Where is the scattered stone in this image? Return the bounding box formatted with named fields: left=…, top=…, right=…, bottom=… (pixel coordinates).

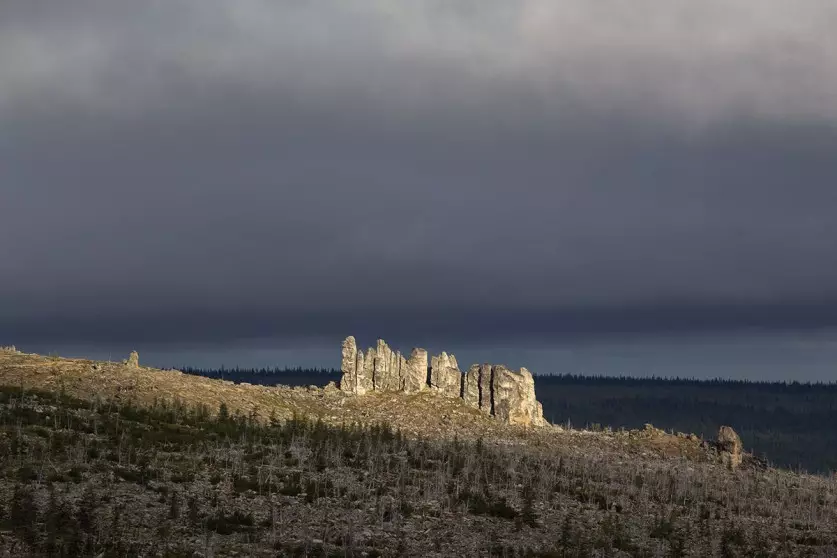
left=324, top=381, right=338, bottom=392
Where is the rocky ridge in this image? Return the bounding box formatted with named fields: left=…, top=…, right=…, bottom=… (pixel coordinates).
left=0, top=344, right=752, bottom=470
left=340, top=336, right=545, bottom=427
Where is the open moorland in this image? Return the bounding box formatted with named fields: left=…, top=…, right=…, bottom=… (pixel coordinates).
left=1, top=347, right=837, bottom=557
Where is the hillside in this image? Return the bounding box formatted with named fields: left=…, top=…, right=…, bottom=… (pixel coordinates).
left=1, top=347, right=836, bottom=556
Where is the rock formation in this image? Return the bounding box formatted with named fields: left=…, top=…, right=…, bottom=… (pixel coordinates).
left=127, top=351, right=140, bottom=368
left=404, top=348, right=428, bottom=393
left=717, top=425, right=743, bottom=470
left=429, top=352, right=461, bottom=397
left=340, top=337, right=358, bottom=394
left=339, top=336, right=545, bottom=427
left=492, top=366, right=544, bottom=427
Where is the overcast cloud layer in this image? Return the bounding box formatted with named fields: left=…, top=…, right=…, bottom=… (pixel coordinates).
left=2, top=1, right=837, bottom=350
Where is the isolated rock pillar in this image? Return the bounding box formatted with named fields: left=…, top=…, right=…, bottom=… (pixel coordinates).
left=127, top=351, right=140, bottom=368
left=340, top=336, right=358, bottom=393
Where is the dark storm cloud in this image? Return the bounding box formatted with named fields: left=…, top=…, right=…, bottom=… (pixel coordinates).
left=2, top=0, right=837, bottom=347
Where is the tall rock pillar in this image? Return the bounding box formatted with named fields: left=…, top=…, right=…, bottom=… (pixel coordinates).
left=340, top=336, right=358, bottom=393
left=492, top=366, right=544, bottom=427
left=404, top=348, right=428, bottom=393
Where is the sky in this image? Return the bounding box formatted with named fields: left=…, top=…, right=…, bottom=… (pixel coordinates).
left=2, top=1, right=837, bottom=378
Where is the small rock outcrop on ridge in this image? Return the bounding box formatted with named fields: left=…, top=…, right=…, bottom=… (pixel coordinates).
left=127, top=351, right=140, bottom=368
left=339, top=336, right=545, bottom=427
left=717, top=425, right=744, bottom=470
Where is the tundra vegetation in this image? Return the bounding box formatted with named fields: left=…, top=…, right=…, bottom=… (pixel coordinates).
left=1, top=347, right=837, bottom=556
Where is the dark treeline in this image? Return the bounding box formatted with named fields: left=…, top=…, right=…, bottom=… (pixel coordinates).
left=179, top=367, right=837, bottom=473
left=534, top=374, right=837, bottom=474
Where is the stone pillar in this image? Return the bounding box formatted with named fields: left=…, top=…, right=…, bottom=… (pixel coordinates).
left=404, top=348, right=428, bottom=393
left=127, top=351, right=140, bottom=368
left=357, top=347, right=374, bottom=395
left=479, top=364, right=494, bottom=414
left=463, top=365, right=481, bottom=408
left=491, top=366, right=544, bottom=426
left=717, top=426, right=743, bottom=470
left=340, top=336, right=358, bottom=393
left=430, top=352, right=462, bottom=397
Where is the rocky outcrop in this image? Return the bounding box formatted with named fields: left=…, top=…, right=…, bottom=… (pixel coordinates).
left=492, top=366, right=543, bottom=427
left=340, top=337, right=358, bottom=394
left=717, top=425, right=743, bottom=470
left=127, top=351, right=140, bottom=368
left=339, top=337, right=545, bottom=427
left=404, top=349, right=428, bottom=393
left=342, top=338, right=415, bottom=394
left=463, top=365, right=481, bottom=408
left=429, top=352, right=462, bottom=397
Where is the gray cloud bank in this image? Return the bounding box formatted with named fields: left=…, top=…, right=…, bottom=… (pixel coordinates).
left=2, top=0, right=837, bottom=347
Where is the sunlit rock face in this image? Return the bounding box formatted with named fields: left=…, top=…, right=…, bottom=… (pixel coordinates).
left=429, top=352, right=462, bottom=397
left=127, top=351, right=140, bottom=368
left=339, top=336, right=545, bottom=426
left=717, top=426, right=743, bottom=470
left=491, top=366, right=544, bottom=427
left=403, top=348, right=428, bottom=394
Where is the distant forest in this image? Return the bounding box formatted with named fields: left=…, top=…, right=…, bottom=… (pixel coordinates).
left=180, top=366, right=837, bottom=474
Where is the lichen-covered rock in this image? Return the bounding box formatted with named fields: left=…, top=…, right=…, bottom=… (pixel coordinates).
left=479, top=363, right=493, bottom=414
left=340, top=336, right=358, bottom=393
left=463, top=365, right=481, bottom=408
left=430, top=352, right=462, bottom=397
left=370, top=339, right=407, bottom=392
left=357, top=348, right=374, bottom=395
left=337, top=336, right=546, bottom=427
left=492, top=366, right=544, bottom=427
left=127, top=351, right=140, bottom=368
left=373, top=339, right=393, bottom=391
left=717, top=426, right=743, bottom=470
left=404, top=348, right=428, bottom=393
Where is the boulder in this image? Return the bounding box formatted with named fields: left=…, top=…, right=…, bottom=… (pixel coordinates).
left=717, top=426, right=743, bottom=470
left=127, top=351, right=140, bottom=368
left=492, top=366, right=544, bottom=427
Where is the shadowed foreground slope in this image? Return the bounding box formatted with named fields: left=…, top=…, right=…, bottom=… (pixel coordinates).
left=1, top=348, right=836, bottom=556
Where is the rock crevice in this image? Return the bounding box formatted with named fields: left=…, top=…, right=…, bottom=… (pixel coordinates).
left=339, top=336, right=545, bottom=427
